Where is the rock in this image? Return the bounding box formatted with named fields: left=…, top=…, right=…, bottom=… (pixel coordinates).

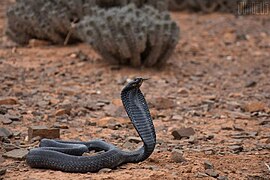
left=205, top=134, right=214, bottom=140
left=229, top=145, right=243, bottom=153
left=248, top=131, right=258, bottom=137
left=233, top=125, right=244, bottom=131
left=217, top=175, right=228, bottom=180
left=96, top=117, right=129, bottom=128
left=28, top=39, right=50, bottom=47
left=55, top=108, right=71, bottom=116
left=5, top=114, right=21, bottom=121
left=231, top=131, right=258, bottom=139
left=0, top=97, right=18, bottom=105
left=0, top=156, right=4, bottom=164
left=0, top=168, right=7, bottom=176
left=245, top=80, right=257, bottom=88
left=178, top=88, right=189, bottom=95
left=3, top=149, right=28, bottom=160
left=111, top=99, right=122, bottom=106
left=224, top=32, right=236, bottom=44
left=49, top=98, right=60, bottom=105
left=221, top=126, right=233, bottom=130
left=196, top=172, right=208, bottom=178
left=204, top=149, right=214, bottom=155
left=0, top=127, right=13, bottom=138
left=107, top=123, right=120, bottom=130
left=0, top=107, right=7, bottom=115
left=243, top=102, right=267, bottom=113
left=3, top=143, right=19, bottom=151
left=96, top=101, right=107, bottom=108
left=171, top=127, right=196, bottom=139
left=122, top=141, right=135, bottom=150
left=205, top=169, right=219, bottom=178
left=30, top=136, right=41, bottom=143
left=226, top=101, right=242, bottom=110
left=152, top=97, right=175, bottom=110
left=28, top=126, right=60, bottom=140
left=59, top=100, right=72, bottom=109
left=98, top=168, right=112, bottom=173
left=228, top=92, right=244, bottom=98
left=58, top=87, right=79, bottom=96
left=227, top=111, right=251, bottom=119
left=13, top=131, right=20, bottom=137
left=204, top=160, right=214, bottom=170
left=53, top=123, right=69, bottom=129
left=203, top=95, right=217, bottom=101
left=103, top=104, right=127, bottom=117
left=0, top=115, right=12, bottom=124
left=150, top=109, right=159, bottom=119
left=259, top=120, right=270, bottom=126
left=96, top=117, right=118, bottom=128
left=188, top=135, right=198, bottom=144
left=127, top=136, right=141, bottom=144
left=171, top=115, right=184, bottom=121
left=171, top=149, right=187, bottom=163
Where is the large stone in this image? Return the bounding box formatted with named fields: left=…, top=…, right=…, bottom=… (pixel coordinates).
left=3, top=149, right=28, bottom=160
left=171, top=127, right=196, bottom=139
left=28, top=126, right=60, bottom=140
left=0, top=127, right=13, bottom=138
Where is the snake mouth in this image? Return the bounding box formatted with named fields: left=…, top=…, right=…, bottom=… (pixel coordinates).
left=135, top=77, right=150, bottom=87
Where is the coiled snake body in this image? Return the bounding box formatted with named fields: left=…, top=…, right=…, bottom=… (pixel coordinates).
left=26, top=78, right=156, bottom=173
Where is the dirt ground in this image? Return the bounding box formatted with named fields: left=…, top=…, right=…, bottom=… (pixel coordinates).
left=0, top=1, right=270, bottom=180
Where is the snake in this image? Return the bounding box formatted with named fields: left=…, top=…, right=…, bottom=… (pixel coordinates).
left=26, top=78, right=156, bottom=173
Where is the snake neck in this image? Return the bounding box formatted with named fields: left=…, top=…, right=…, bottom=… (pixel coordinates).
left=121, top=87, right=156, bottom=163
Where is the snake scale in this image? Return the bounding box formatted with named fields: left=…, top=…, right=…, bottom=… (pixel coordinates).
left=26, top=78, right=156, bottom=173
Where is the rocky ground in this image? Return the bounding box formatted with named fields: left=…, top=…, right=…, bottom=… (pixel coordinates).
left=0, top=1, right=270, bottom=180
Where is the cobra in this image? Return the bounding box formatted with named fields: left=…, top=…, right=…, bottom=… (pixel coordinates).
left=26, top=77, right=156, bottom=173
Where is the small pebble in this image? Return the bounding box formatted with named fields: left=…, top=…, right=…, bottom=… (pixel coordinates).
left=205, top=169, right=219, bottom=178
left=171, top=149, right=187, bottom=163
left=98, top=168, right=112, bottom=173
left=217, top=175, right=229, bottom=180
left=204, top=160, right=214, bottom=170
left=0, top=168, right=7, bottom=176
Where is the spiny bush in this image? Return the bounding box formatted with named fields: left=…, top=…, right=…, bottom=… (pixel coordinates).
left=76, top=4, right=180, bottom=67
left=6, top=0, right=169, bottom=44
left=168, top=0, right=254, bottom=13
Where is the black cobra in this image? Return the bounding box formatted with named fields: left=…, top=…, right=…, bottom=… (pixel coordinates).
left=26, top=78, right=156, bottom=173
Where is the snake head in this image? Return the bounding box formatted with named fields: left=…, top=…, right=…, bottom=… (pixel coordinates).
left=123, top=78, right=149, bottom=91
